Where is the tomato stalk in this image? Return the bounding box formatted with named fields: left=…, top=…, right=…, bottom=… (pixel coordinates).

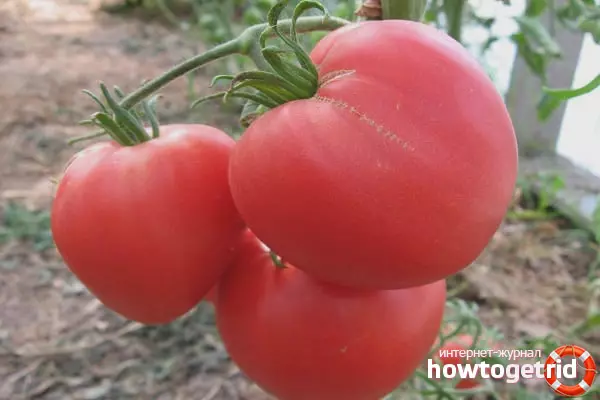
left=74, top=11, right=347, bottom=145
left=443, top=0, right=465, bottom=43
left=74, top=83, right=162, bottom=146
left=119, top=14, right=348, bottom=111
left=192, top=0, right=326, bottom=116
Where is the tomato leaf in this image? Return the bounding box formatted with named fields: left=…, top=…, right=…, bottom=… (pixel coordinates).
left=514, top=16, right=562, bottom=57
left=571, top=313, right=600, bottom=335
left=555, top=0, right=600, bottom=43
left=544, top=73, right=600, bottom=99
left=537, top=93, right=564, bottom=121
left=511, top=32, right=548, bottom=79
left=525, top=0, right=547, bottom=17
left=538, top=72, right=600, bottom=121
left=579, top=15, right=600, bottom=43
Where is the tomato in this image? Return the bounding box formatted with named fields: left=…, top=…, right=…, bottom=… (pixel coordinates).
left=434, top=333, right=502, bottom=389
left=215, top=231, right=447, bottom=400
left=228, top=21, right=518, bottom=289
left=436, top=334, right=481, bottom=389
left=51, top=125, right=245, bottom=324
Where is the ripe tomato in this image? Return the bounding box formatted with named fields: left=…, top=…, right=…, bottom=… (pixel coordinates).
left=215, top=231, right=447, bottom=400
left=434, top=333, right=502, bottom=389
left=436, top=334, right=481, bottom=389
left=228, top=20, right=518, bottom=289
left=51, top=125, right=245, bottom=324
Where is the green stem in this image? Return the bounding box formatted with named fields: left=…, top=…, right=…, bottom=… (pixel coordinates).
left=120, top=41, right=240, bottom=110
left=381, top=0, right=427, bottom=21
left=119, top=16, right=349, bottom=110
left=67, top=131, right=107, bottom=145
left=444, top=0, right=464, bottom=43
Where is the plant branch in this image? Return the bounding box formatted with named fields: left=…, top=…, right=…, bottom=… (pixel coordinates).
left=248, top=44, right=273, bottom=71
left=118, top=16, right=349, bottom=110
left=444, top=0, right=465, bottom=43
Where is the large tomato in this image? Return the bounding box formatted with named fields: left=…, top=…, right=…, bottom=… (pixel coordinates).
left=215, top=231, right=447, bottom=400
left=228, top=21, right=518, bottom=289
left=51, top=125, right=245, bottom=324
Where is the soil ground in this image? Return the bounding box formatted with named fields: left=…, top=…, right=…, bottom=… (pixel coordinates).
left=0, top=1, right=598, bottom=399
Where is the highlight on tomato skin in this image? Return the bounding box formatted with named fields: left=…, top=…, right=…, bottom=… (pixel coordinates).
left=51, top=124, right=246, bottom=325
left=228, top=19, right=519, bottom=292
left=215, top=231, right=447, bottom=400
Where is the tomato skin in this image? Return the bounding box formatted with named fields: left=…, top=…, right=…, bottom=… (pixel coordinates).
left=215, top=232, right=447, bottom=400
left=51, top=125, right=245, bottom=324
left=229, top=20, right=518, bottom=289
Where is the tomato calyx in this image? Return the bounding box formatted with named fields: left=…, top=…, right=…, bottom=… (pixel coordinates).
left=192, top=0, right=327, bottom=117
left=72, top=83, right=163, bottom=147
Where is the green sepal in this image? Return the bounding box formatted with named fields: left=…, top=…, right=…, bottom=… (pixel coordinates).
left=231, top=70, right=312, bottom=99
left=291, top=0, right=329, bottom=42
left=262, top=46, right=317, bottom=90
left=240, top=99, right=269, bottom=128
left=92, top=112, right=135, bottom=146
left=100, top=84, right=150, bottom=144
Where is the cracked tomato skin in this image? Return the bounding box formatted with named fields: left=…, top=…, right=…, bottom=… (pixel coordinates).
left=215, top=231, right=446, bottom=400
left=51, top=125, right=245, bottom=324
left=228, top=20, right=518, bottom=289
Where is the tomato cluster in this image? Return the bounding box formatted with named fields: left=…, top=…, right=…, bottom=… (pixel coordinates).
left=51, top=18, right=517, bottom=400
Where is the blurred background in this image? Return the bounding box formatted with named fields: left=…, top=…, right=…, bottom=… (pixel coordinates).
left=0, top=0, right=599, bottom=399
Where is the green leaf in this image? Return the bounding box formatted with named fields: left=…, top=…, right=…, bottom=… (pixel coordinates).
left=482, top=36, right=499, bottom=52
left=571, top=313, right=600, bottom=335
left=240, top=99, right=269, bottom=128
left=537, top=92, right=564, bottom=121
left=543, top=73, right=600, bottom=99
left=514, top=16, right=562, bottom=57
left=525, top=0, right=548, bottom=17
left=579, top=16, right=600, bottom=43
left=511, top=32, right=548, bottom=79
left=243, top=6, right=265, bottom=26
